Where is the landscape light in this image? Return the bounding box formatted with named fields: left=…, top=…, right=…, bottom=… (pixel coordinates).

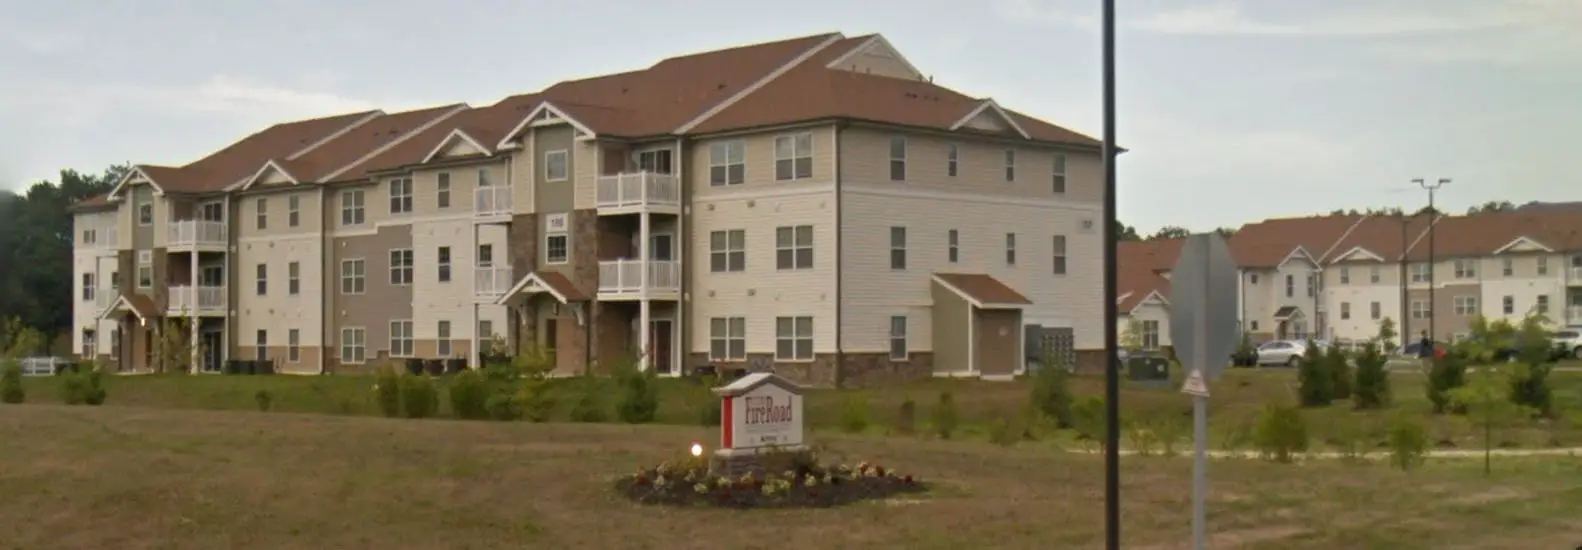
left=690, top=442, right=703, bottom=457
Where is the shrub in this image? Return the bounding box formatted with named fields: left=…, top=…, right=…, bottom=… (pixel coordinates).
left=931, top=391, right=959, bottom=440
left=570, top=378, right=608, bottom=423
left=894, top=397, right=917, bottom=435
left=1296, top=341, right=1333, bottom=407
left=58, top=369, right=106, bottom=406
left=615, top=362, right=660, bottom=424
left=1123, top=418, right=1159, bottom=456
left=1449, top=362, right=1536, bottom=476
left=1152, top=414, right=1189, bottom=457
left=1327, top=346, right=1353, bottom=400
left=400, top=375, right=439, bottom=419
left=254, top=390, right=273, bottom=412
left=839, top=393, right=871, bottom=434
left=1253, top=401, right=1308, bottom=463
left=1352, top=342, right=1392, bottom=409
left=1029, top=361, right=1074, bottom=428
left=448, top=369, right=491, bottom=420
left=1426, top=352, right=1468, bottom=414
left=486, top=392, right=523, bottom=421
left=988, top=417, right=1019, bottom=446
left=1386, top=414, right=1430, bottom=471
left=374, top=366, right=402, bottom=418
left=1070, top=396, right=1109, bottom=453
left=1, top=360, right=23, bottom=404
left=1508, top=363, right=1554, bottom=419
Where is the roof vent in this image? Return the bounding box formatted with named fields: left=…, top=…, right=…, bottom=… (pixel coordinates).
left=716, top=83, right=726, bottom=90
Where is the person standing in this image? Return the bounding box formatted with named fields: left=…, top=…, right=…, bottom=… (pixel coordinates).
left=1417, top=330, right=1435, bottom=371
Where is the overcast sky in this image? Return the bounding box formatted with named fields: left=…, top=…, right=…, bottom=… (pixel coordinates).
left=2, top=0, right=1577, bottom=232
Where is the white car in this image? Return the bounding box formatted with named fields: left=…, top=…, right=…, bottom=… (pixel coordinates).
left=1555, top=329, right=1582, bottom=360
left=1255, top=340, right=1308, bottom=367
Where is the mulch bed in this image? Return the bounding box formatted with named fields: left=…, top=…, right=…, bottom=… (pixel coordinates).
left=615, top=460, right=927, bottom=509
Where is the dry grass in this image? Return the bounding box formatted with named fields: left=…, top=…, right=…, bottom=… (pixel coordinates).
left=2, top=405, right=1580, bottom=549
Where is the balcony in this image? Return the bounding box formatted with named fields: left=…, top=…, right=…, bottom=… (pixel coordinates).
left=474, top=265, right=514, bottom=301
left=1567, top=305, right=1582, bottom=326
left=598, top=259, right=680, bottom=298
left=166, top=285, right=226, bottom=315
left=595, top=172, right=680, bottom=214
left=1569, top=265, right=1582, bottom=285
left=167, top=220, right=227, bottom=249
left=474, top=186, right=513, bottom=221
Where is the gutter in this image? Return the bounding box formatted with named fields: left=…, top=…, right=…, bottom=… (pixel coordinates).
left=319, top=184, right=331, bottom=375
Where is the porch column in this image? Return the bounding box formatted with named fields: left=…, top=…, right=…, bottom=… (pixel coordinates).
left=639, top=299, right=651, bottom=372
left=638, top=212, right=651, bottom=295
left=189, top=257, right=199, bottom=373
left=471, top=303, right=481, bottom=369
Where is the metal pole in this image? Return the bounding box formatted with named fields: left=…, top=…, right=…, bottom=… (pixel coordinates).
left=1192, top=394, right=1207, bottom=549
left=1100, top=0, right=1121, bottom=548
left=1399, top=213, right=1407, bottom=339
left=1416, top=178, right=1448, bottom=341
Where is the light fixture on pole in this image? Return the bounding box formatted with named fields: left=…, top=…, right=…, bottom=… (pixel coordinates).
left=1412, top=177, right=1449, bottom=342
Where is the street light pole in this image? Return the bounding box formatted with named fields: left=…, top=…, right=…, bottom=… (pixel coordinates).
left=1413, top=178, right=1450, bottom=341
left=1100, top=0, right=1121, bottom=548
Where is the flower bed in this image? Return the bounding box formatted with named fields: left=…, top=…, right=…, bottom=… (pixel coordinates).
left=616, top=458, right=926, bottom=509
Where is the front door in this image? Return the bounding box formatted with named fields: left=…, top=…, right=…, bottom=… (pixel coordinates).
left=201, top=330, right=223, bottom=373
left=649, top=319, right=674, bottom=375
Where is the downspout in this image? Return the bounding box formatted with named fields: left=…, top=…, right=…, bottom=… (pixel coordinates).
left=319, top=185, right=332, bottom=374
left=674, top=136, right=686, bottom=376
left=833, top=122, right=845, bottom=388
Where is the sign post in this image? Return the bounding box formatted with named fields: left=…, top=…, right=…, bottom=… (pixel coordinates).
left=1168, top=233, right=1240, bottom=550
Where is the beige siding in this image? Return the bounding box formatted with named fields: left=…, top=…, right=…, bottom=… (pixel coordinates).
left=151, top=193, right=169, bottom=248
left=1240, top=268, right=1275, bottom=335
left=1324, top=260, right=1405, bottom=341
left=1121, top=300, right=1172, bottom=348
left=327, top=183, right=388, bottom=236
left=116, top=198, right=134, bottom=250
left=688, top=124, right=837, bottom=199
left=827, top=40, right=919, bottom=79
left=238, top=190, right=322, bottom=240
left=573, top=140, right=598, bottom=209
left=509, top=134, right=536, bottom=213
left=837, top=126, right=1105, bottom=205
left=410, top=162, right=503, bottom=218
left=235, top=236, right=324, bottom=347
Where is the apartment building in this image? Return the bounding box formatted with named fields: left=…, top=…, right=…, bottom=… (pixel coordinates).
left=70, top=32, right=1109, bottom=385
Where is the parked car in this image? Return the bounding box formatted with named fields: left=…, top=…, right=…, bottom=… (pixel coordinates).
left=1554, top=329, right=1582, bottom=360
left=1254, top=340, right=1307, bottom=367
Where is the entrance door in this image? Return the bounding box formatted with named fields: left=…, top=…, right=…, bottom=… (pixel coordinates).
left=649, top=234, right=673, bottom=261
left=201, top=330, right=223, bottom=373
left=543, top=319, right=558, bottom=353
left=649, top=319, right=674, bottom=375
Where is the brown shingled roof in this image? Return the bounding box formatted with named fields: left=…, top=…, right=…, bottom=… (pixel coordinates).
left=1228, top=214, right=1365, bottom=268
left=933, top=273, right=1032, bottom=307
left=1118, top=239, right=1182, bottom=310
left=1402, top=209, right=1582, bottom=261
left=257, top=104, right=463, bottom=185
left=110, top=110, right=380, bottom=195
left=1324, top=213, right=1436, bottom=264
left=345, top=97, right=539, bottom=178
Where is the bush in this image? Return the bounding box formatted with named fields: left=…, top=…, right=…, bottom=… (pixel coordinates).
left=894, top=397, right=917, bottom=435
left=1029, top=361, right=1074, bottom=428
left=839, top=393, right=871, bottom=434
left=1327, top=346, right=1353, bottom=400
left=400, top=375, right=439, bottom=419
left=616, top=363, right=660, bottom=424
left=485, top=392, right=523, bottom=421
left=254, top=390, right=273, bottom=412
left=570, top=378, right=608, bottom=423
left=1253, top=401, right=1308, bottom=463
left=374, top=367, right=402, bottom=418
left=1296, top=341, right=1333, bottom=407
left=448, top=369, right=491, bottom=420
left=1387, top=414, right=1430, bottom=471
left=1152, top=414, right=1189, bottom=457
left=1123, top=418, right=1159, bottom=456
left=1070, top=396, right=1109, bottom=452
left=931, top=392, right=959, bottom=440
left=1426, top=353, right=1468, bottom=414
left=1, top=360, right=23, bottom=404
left=1352, top=342, right=1392, bottom=409
left=1509, top=363, right=1554, bottom=418
left=988, top=417, right=1019, bottom=446
left=58, top=369, right=106, bottom=406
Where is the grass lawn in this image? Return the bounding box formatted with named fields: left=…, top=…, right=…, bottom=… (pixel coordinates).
left=1, top=405, right=1579, bottom=549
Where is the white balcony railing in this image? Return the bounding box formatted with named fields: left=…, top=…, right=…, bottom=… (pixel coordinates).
left=595, top=172, right=680, bottom=209
left=167, top=220, right=227, bottom=247
left=598, top=259, right=680, bottom=294
left=474, top=265, right=514, bottom=299
left=1567, top=305, right=1582, bottom=325
left=167, top=285, right=226, bottom=313
left=89, top=228, right=119, bottom=250
left=474, top=186, right=513, bottom=218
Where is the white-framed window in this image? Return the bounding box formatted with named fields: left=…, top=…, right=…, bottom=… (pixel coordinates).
left=287, top=329, right=300, bottom=363
left=1051, top=152, right=1067, bottom=193
left=341, top=190, right=365, bottom=226
left=437, top=246, right=451, bottom=283
left=1369, top=266, right=1381, bottom=284
left=390, top=320, right=414, bottom=357
left=437, top=172, right=451, bottom=209
left=137, top=250, right=153, bottom=289
left=773, top=133, right=813, bottom=180
left=889, top=316, right=908, bottom=360
left=888, top=136, right=907, bottom=181
left=636, top=148, right=674, bottom=174
left=544, top=150, right=569, bottom=181
left=1140, top=320, right=1160, bottom=349
left=890, top=226, right=907, bottom=270
left=545, top=230, right=569, bottom=264
left=287, top=194, right=300, bottom=227
left=1501, top=258, right=1513, bottom=277
left=1453, top=296, right=1478, bottom=316
left=708, top=140, right=746, bottom=186
left=775, top=316, right=813, bottom=361
left=1410, top=262, right=1430, bottom=283
left=1052, top=235, right=1068, bottom=275
left=1502, top=295, right=1515, bottom=315
left=946, top=143, right=959, bottom=177
left=388, top=177, right=413, bottom=214
left=1537, top=256, right=1549, bottom=276
left=1003, top=149, right=1016, bottom=182
left=1285, top=274, right=1294, bottom=297
left=81, top=229, right=96, bottom=245
left=1249, top=273, right=1259, bottom=285
left=478, top=244, right=494, bottom=267
left=479, top=320, right=494, bottom=341
left=200, top=201, right=223, bottom=222
left=81, top=273, right=94, bottom=301
left=709, top=229, right=745, bottom=272
left=287, top=261, right=300, bottom=295
left=1370, top=301, right=1381, bottom=320
left=138, top=203, right=152, bottom=225
left=1005, top=233, right=1017, bottom=265
left=437, top=321, right=452, bottom=357
left=775, top=225, right=813, bottom=270
left=389, top=249, right=413, bottom=285
left=256, top=330, right=269, bottom=362
left=947, top=229, right=959, bottom=263
left=1339, top=267, right=1351, bottom=285
left=1536, top=295, right=1550, bottom=314
left=340, top=259, right=365, bottom=294
left=1453, top=259, right=1476, bottom=279
left=1340, top=302, right=1351, bottom=320
left=477, top=167, right=492, bottom=188
left=81, top=329, right=95, bottom=358
left=255, top=197, right=268, bottom=230
left=110, top=271, right=120, bottom=289
left=1411, top=300, right=1430, bottom=319
left=709, top=317, right=746, bottom=361
left=255, top=263, right=267, bottom=296
left=340, top=327, right=366, bottom=364
left=1307, top=274, right=1315, bottom=297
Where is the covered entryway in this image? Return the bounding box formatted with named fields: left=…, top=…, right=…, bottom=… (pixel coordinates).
left=1273, top=306, right=1305, bottom=340
left=495, top=271, right=591, bottom=376
left=930, top=273, right=1032, bottom=380
left=97, top=293, right=160, bottom=372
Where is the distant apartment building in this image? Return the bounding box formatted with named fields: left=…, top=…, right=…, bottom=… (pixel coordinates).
left=70, top=32, right=1110, bottom=385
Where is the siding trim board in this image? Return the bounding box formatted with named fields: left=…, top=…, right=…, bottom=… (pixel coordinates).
left=842, top=183, right=1099, bottom=211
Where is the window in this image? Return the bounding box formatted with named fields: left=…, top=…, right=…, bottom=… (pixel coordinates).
left=545, top=232, right=568, bottom=264
left=1411, top=300, right=1430, bottom=319
left=287, top=262, right=300, bottom=295
left=478, top=244, right=494, bottom=267
left=1502, top=295, right=1515, bottom=315
left=388, top=177, right=413, bottom=214
left=200, top=201, right=223, bottom=222
left=437, top=173, right=451, bottom=209
left=1250, top=321, right=1260, bottom=331
left=389, top=249, right=413, bottom=285
left=288, top=329, right=300, bottom=363
left=82, top=229, right=96, bottom=245
left=889, top=316, right=908, bottom=360
left=946, top=143, right=959, bottom=177
left=1537, top=295, right=1550, bottom=314
left=1340, top=302, right=1351, bottom=320
left=1285, top=274, right=1294, bottom=297
left=437, top=321, right=452, bottom=357
left=255, top=197, right=268, bottom=230
left=890, top=227, right=907, bottom=270
left=1537, top=256, right=1549, bottom=276
left=888, top=136, right=907, bottom=181
left=81, top=329, right=95, bottom=358
left=341, top=190, right=365, bottom=226
left=1249, top=273, right=1260, bottom=285
left=1003, top=149, right=1016, bottom=182
left=947, top=229, right=959, bottom=263
left=1005, top=233, right=1017, bottom=265
left=708, top=141, right=746, bottom=186
left=479, top=320, right=494, bottom=340
left=775, top=225, right=813, bottom=270
left=1339, top=267, right=1350, bottom=285
left=1052, top=152, right=1067, bottom=193
left=1369, top=266, right=1381, bottom=284
left=709, top=230, right=746, bottom=272
left=137, top=251, right=152, bottom=289
left=111, top=271, right=120, bottom=289
left=1453, top=259, right=1476, bottom=279
left=1501, top=258, right=1513, bottom=277
left=340, top=259, right=365, bottom=294
left=256, top=330, right=268, bottom=361
left=437, top=246, right=452, bottom=283
left=775, top=316, right=813, bottom=361
left=288, top=194, right=300, bottom=227
left=81, top=273, right=94, bottom=301
left=709, top=317, right=746, bottom=360
left=1410, top=263, right=1430, bottom=283
left=477, top=168, right=492, bottom=188
left=1306, top=274, right=1315, bottom=297
left=1052, top=235, right=1068, bottom=275
left=1140, top=320, right=1160, bottom=349
left=1370, top=301, right=1381, bottom=320
left=339, top=328, right=366, bottom=364
left=637, top=149, right=674, bottom=174
left=390, top=320, right=414, bottom=357
left=1453, top=296, right=1478, bottom=316
left=255, top=263, right=267, bottom=296
left=544, top=150, right=569, bottom=181
left=138, top=203, right=152, bottom=225
left=773, top=133, right=813, bottom=180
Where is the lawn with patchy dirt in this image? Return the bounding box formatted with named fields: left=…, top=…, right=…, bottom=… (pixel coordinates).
left=1, top=405, right=1579, bottom=549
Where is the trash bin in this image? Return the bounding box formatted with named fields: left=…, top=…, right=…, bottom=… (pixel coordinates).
left=443, top=359, right=467, bottom=374
left=404, top=358, right=424, bottom=376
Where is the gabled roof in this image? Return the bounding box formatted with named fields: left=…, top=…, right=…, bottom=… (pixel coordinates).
left=1229, top=214, right=1366, bottom=268
left=1492, top=235, right=1554, bottom=255
left=494, top=271, right=591, bottom=306
left=932, top=273, right=1032, bottom=308
left=238, top=104, right=465, bottom=190
left=1117, top=239, right=1181, bottom=311
left=420, top=128, right=494, bottom=164
left=1402, top=209, right=1582, bottom=261
left=949, top=99, right=1032, bottom=139
left=97, top=293, right=158, bottom=323
left=1322, top=213, right=1436, bottom=265
left=348, top=95, right=542, bottom=177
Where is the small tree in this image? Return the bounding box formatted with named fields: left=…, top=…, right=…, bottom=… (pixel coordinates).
left=1029, top=356, right=1074, bottom=427
left=1, top=359, right=24, bottom=404
left=1376, top=317, right=1400, bottom=353
left=1509, top=314, right=1555, bottom=418
left=614, top=356, right=659, bottom=424
left=1070, top=396, right=1109, bottom=453
left=1426, top=352, right=1468, bottom=414
left=1119, top=319, right=1144, bottom=350
left=931, top=391, right=960, bottom=440
left=1352, top=340, right=1392, bottom=409
left=1253, top=401, right=1309, bottom=463
left=1327, top=344, right=1353, bottom=400
left=1386, top=414, right=1430, bottom=471
left=1450, top=362, right=1536, bottom=476
left=1296, top=340, right=1333, bottom=407
left=155, top=317, right=197, bottom=374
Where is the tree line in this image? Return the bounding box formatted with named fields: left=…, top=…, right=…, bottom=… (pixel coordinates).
left=0, top=165, right=124, bottom=346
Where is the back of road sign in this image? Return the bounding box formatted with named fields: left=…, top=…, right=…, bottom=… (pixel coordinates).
left=1168, top=233, right=1241, bottom=382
